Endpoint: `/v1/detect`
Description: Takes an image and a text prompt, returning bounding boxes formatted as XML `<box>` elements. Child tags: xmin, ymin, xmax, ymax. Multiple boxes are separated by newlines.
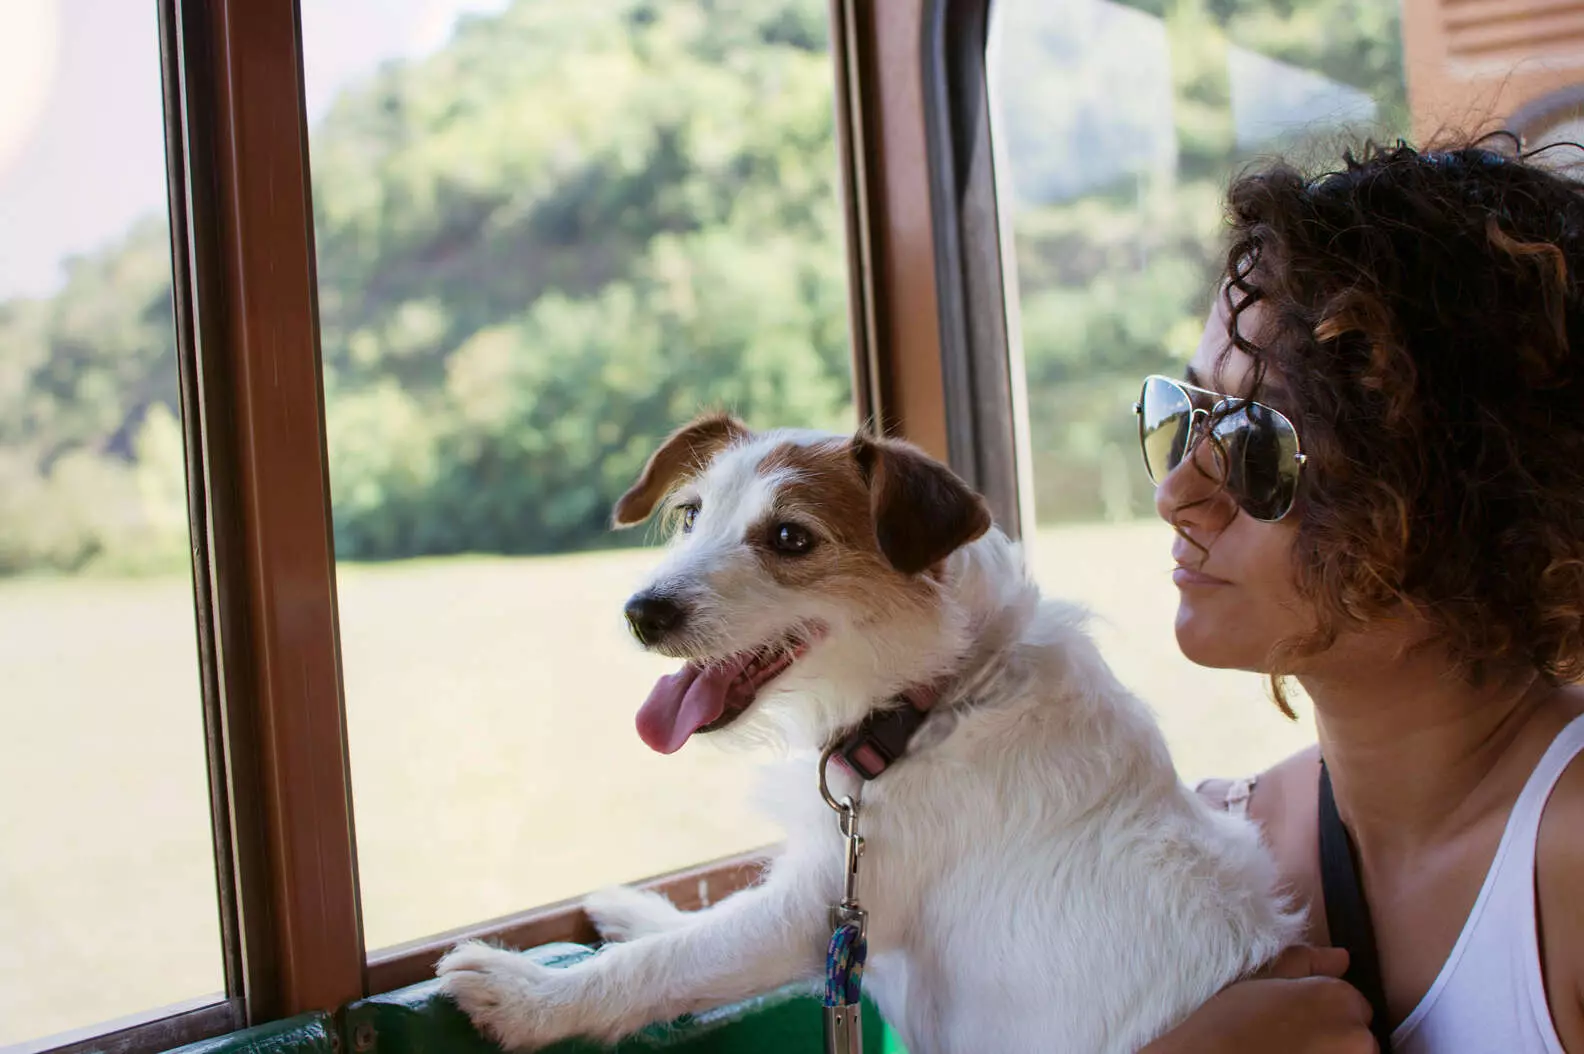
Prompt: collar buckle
<box><xmin>833</xmin><ymin>698</ymin><xmax>929</xmax><ymax>781</ymax></box>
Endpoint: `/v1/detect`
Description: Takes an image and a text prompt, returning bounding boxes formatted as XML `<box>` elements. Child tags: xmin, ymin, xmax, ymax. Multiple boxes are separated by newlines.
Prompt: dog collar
<box><xmin>828</xmin><ymin>684</ymin><xmax>940</xmax><ymax>782</ymax></box>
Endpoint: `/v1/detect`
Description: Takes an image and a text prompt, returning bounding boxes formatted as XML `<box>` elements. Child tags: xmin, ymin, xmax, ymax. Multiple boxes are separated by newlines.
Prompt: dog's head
<box><xmin>613</xmin><ymin>413</ymin><xmax>993</xmax><ymax>754</ymax></box>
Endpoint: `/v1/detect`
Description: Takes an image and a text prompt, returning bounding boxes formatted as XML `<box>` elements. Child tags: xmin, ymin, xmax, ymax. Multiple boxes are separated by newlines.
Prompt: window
<box><xmin>14</xmin><ymin>1</ymin><xmax>1584</xmax><ymax>1051</ymax></box>
<box><xmin>297</xmin><ymin>0</ymin><xmax>854</xmax><ymax>949</ymax></box>
<box><xmin>988</xmin><ymin>0</ymin><xmax>1409</xmax><ymax>782</ymax></box>
<box><xmin>0</xmin><ymin>0</ymin><xmax>222</xmax><ymax>1045</ymax></box>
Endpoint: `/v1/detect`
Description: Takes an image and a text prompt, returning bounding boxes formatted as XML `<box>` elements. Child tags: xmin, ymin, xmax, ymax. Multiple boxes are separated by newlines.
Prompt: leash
<box><xmin>814</xmin><ymin>687</ymin><xmax>938</xmax><ymax>1054</ymax></box>
<box><xmin>819</xmin><ymin>742</ymin><xmax>868</xmax><ymax>1054</ymax></box>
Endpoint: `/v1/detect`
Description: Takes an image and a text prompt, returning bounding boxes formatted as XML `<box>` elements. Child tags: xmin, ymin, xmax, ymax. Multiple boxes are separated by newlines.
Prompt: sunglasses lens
<box><xmin>1211</xmin><ymin>403</ymin><xmax>1302</xmax><ymax>521</ymax></box>
<box><xmin>1138</xmin><ymin>376</ymin><xmax>1193</xmax><ymax>484</ymax></box>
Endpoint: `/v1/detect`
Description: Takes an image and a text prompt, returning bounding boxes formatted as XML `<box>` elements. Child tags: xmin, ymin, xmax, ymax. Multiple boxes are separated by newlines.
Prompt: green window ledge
<box><xmin>162</xmin><ymin>944</ymin><xmax>903</xmax><ymax>1054</ymax></box>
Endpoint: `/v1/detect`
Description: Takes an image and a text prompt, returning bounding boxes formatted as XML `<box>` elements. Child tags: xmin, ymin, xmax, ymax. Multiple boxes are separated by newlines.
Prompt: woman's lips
<box><xmin>1172</xmin><ymin>564</ymin><xmax>1233</xmax><ymax>587</ymax></box>
<box><xmin>1170</xmin><ymin>538</ymin><xmax>1231</xmax><ymax>587</ymax></box>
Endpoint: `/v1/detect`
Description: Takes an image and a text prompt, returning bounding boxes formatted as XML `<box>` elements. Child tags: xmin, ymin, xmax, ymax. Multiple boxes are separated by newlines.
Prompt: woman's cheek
<box><xmin>1178</xmin><ymin>521</ymin><xmax>1308</xmax><ymax>672</ymax></box>
<box><xmin>1173</xmin><ymin>588</ymin><xmax>1279</xmax><ymax>671</ymax></box>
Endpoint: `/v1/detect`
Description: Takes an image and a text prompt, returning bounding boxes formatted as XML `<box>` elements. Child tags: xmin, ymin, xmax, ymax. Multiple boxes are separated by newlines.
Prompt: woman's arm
<box><xmin>1152</xmin><ymin>747</ymin><xmax>1369</xmax><ymax>1053</ymax></box>
<box><xmin>1199</xmin><ymin>744</ymin><xmax>1328</xmax><ymax>945</ymax></box>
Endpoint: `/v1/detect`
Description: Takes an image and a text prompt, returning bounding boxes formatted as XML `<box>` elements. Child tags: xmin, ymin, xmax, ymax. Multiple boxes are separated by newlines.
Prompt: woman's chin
<box><xmin>1174</xmin><ymin>603</ymin><xmax>1270</xmax><ymax>672</ymax></box>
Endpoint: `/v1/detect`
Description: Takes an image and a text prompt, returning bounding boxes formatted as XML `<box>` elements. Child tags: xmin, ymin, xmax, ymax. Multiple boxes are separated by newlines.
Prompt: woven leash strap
<box><xmin>823</xmin><ymin>919</ymin><xmax>867</xmax><ymax>1008</ymax></box>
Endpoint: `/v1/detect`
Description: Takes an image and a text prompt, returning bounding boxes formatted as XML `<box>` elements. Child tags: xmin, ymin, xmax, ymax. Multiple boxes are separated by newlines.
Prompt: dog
<box><xmin>438</xmin><ymin>415</ymin><xmax>1299</xmax><ymax>1053</ymax></box>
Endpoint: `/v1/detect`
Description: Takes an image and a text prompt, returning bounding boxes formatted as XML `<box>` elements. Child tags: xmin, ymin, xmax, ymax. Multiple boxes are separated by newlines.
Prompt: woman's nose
<box><xmin>1153</xmin><ymin>433</ymin><xmax>1236</xmax><ymax>529</ymax></box>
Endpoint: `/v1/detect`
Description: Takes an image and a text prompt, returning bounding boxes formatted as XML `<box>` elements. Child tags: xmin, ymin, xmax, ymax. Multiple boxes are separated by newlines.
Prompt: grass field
<box><xmin>0</xmin><ymin>519</ymin><xmax>1315</xmax><ymax>1044</ymax></box>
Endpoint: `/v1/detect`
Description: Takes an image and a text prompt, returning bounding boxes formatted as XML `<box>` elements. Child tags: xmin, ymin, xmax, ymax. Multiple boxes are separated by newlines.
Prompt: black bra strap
<box><xmin>1318</xmin><ymin>760</ymin><xmax>1393</xmax><ymax>1052</ymax></box>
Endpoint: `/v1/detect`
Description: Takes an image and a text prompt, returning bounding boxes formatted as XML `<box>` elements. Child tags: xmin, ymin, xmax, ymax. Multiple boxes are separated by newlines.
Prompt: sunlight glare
<box><xmin>0</xmin><ymin>0</ymin><xmax>60</xmax><ymax>175</ymax></box>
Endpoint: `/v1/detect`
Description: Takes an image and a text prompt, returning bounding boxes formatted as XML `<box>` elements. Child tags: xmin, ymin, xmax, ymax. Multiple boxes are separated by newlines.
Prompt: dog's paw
<box><xmin>583</xmin><ymin>885</ymin><xmax>688</xmax><ymax>943</ymax></box>
<box><xmin>437</xmin><ymin>941</ymin><xmax>570</xmax><ymax>1050</ymax></box>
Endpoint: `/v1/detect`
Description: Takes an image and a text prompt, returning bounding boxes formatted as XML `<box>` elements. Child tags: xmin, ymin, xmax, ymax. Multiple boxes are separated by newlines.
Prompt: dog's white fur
<box><xmin>438</xmin><ymin>427</ymin><xmax>1299</xmax><ymax>1053</ymax></box>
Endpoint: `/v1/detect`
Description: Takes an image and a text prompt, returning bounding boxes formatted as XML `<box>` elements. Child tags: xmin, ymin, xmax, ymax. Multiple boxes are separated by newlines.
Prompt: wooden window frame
<box><xmin>365</xmin><ymin>852</ymin><xmax>774</xmax><ymax>994</ymax></box>
<box><xmin>26</xmin><ymin>0</ymin><xmax>1017</xmax><ymax>1051</ymax></box>
<box><xmin>164</xmin><ymin>0</ymin><xmax>366</xmax><ymax>1027</ymax></box>
<box><xmin>13</xmin><ymin>1002</ymin><xmax>238</xmax><ymax>1054</ymax></box>
<box><xmin>920</xmin><ymin>0</ymin><xmax>1027</xmax><ymax>535</ymax></box>
<box><xmin>833</xmin><ymin>0</ymin><xmax>1022</xmax><ymax>534</ymax></box>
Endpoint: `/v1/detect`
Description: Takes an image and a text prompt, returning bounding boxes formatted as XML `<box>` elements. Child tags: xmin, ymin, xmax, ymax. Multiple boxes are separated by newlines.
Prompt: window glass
<box><xmin>991</xmin><ymin>0</ymin><xmax>1409</xmax><ymax>781</ymax></box>
<box><xmin>299</xmin><ymin>0</ymin><xmax>853</xmax><ymax>948</ymax></box>
<box><xmin>0</xmin><ymin>0</ymin><xmax>220</xmax><ymax>1043</ymax></box>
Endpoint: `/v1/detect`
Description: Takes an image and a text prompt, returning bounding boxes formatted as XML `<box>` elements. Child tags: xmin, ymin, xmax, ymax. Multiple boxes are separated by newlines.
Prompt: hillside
<box><xmin>0</xmin><ymin>0</ymin><xmax>1405</xmax><ymax>573</ymax></box>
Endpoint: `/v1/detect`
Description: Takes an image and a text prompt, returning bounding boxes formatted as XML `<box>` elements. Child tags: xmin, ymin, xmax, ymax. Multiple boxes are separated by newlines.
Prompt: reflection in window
<box><xmin>0</xmin><ymin>0</ymin><xmax>219</xmax><ymax>1043</ymax></box>
<box><xmin>300</xmin><ymin>0</ymin><xmax>853</xmax><ymax>948</ymax></box>
<box><xmin>992</xmin><ymin>0</ymin><xmax>1408</xmax><ymax>781</ymax></box>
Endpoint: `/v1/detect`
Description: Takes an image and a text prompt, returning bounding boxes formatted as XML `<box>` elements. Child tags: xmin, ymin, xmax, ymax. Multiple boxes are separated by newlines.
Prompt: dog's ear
<box><xmin>851</xmin><ymin>434</ymin><xmax>992</xmax><ymax>574</ymax></box>
<box><xmin>612</xmin><ymin>413</ymin><xmax>751</xmax><ymax>527</ymax></box>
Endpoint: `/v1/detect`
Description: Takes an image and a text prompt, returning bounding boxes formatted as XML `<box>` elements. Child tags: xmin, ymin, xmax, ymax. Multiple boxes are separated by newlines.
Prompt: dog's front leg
<box><xmin>438</xmin><ymin>863</ymin><xmax>832</xmax><ymax>1050</ymax></box>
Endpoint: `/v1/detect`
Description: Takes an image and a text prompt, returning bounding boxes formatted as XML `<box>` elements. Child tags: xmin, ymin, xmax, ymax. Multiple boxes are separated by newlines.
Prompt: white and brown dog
<box><xmin>438</xmin><ymin>415</ymin><xmax>1298</xmax><ymax>1053</ymax></box>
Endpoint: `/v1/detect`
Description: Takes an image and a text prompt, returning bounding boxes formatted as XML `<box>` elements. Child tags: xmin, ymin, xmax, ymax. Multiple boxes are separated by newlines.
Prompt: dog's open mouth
<box><xmin>635</xmin><ymin>626</ymin><xmax>824</xmax><ymax>754</ymax></box>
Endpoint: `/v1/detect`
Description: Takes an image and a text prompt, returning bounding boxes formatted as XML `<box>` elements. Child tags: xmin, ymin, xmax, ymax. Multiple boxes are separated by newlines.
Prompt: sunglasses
<box><xmin>1134</xmin><ymin>374</ymin><xmax>1308</xmax><ymax>522</ymax></box>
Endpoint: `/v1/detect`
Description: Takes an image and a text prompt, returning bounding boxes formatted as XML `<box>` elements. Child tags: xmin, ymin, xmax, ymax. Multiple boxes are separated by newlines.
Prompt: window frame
<box><xmin>29</xmin><ymin>0</ymin><xmax>1006</xmax><ymax>1050</ymax></box>
<box><xmin>919</xmin><ymin>0</ymin><xmax>1027</xmax><ymax>536</ymax></box>
<box><xmin>14</xmin><ymin>1002</ymin><xmax>238</xmax><ymax>1054</ymax></box>
<box><xmin>364</xmin><ymin>852</ymin><xmax>772</xmax><ymax>994</ymax></box>
<box><xmin>832</xmin><ymin>0</ymin><xmax>1023</xmax><ymax>533</ymax></box>
<box><xmin>162</xmin><ymin>0</ymin><xmax>366</xmax><ymax>1028</ymax></box>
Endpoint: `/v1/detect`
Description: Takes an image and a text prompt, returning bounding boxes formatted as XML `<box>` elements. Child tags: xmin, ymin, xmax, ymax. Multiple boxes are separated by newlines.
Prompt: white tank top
<box><xmin>1392</xmin><ymin>713</ymin><xmax>1584</xmax><ymax>1054</ymax></box>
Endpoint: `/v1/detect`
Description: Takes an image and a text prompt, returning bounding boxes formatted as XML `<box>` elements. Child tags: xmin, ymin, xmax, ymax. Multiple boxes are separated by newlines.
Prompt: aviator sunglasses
<box><xmin>1134</xmin><ymin>374</ymin><xmax>1308</xmax><ymax>522</ymax></box>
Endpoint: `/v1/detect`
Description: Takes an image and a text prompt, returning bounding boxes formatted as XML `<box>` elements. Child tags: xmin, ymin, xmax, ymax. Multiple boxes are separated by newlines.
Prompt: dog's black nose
<box><xmin>624</xmin><ymin>592</ymin><xmax>686</xmax><ymax>645</ymax></box>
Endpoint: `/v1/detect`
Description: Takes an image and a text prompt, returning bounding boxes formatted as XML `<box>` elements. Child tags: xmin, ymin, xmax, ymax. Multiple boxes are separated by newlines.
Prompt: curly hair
<box><xmin>1220</xmin><ymin>134</ymin><xmax>1584</xmax><ymax>711</ymax></box>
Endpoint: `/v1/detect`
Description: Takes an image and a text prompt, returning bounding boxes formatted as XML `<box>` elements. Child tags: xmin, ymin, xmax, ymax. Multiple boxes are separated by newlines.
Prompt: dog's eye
<box><xmin>680</xmin><ymin>504</ymin><xmax>700</xmax><ymax>533</ymax></box>
<box><xmin>772</xmin><ymin>523</ymin><xmax>814</xmax><ymax>554</ymax></box>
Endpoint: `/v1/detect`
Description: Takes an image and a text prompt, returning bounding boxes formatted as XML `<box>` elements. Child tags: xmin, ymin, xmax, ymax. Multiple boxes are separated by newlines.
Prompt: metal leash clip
<box><xmin>819</xmin><ymin>744</ymin><xmax>868</xmax><ymax>1054</ymax></box>
<box><xmin>831</xmin><ymin>796</ymin><xmax>866</xmax><ymax>935</ymax></box>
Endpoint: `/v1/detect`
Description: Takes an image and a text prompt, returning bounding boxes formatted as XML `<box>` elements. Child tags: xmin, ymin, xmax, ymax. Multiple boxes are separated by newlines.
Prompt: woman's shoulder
<box><xmin>1194</xmin><ymin>744</ymin><xmax>1320</xmax><ymax>822</ymax></box>
<box><xmin>1197</xmin><ymin>744</ymin><xmax>1326</xmax><ymax>943</ymax></box>
<box><xmin>1536</xmin><ymin>705</ymin><xmax>1584</xmax><ymax>1047</ymax></box>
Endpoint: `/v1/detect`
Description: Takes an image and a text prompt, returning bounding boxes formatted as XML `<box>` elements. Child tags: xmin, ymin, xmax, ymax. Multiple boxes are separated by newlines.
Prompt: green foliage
<box><xmin>309</xmin><ymin>0</ymin><xmax>854</xmax><ymax>558</ymax></box>
<box><xmin>0</xmin><ymin>0</ymin><xmax>1410</xmax><ymax>572</ymax></box>
<box><xmin>2</xmin><ymin>0</ymin><xmax>851</xmax><ymax>571</ymax></box>
<box><xmin>0</xmin><ymin>213</ymin><xmax>184</xmax><ymax>574</ymax></box>
<box><xmin>0</xmin><ymin>403</ymin><xmax>190</xmax><ymax>576</ymax></box>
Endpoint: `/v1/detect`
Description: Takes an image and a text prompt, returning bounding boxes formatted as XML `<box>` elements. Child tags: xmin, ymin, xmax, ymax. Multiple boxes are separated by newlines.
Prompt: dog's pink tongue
<box><xmin>636</xmin><ymin>662</ymin><xmax>737</xmax><ymax>754</ymax></box>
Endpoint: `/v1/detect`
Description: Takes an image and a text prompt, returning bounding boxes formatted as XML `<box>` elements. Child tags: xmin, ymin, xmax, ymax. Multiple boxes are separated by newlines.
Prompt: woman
<box><xmin>1141</xmin><ymin>139</ymin><xmax>1584</xmax><ymax>1053</ymax></box>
